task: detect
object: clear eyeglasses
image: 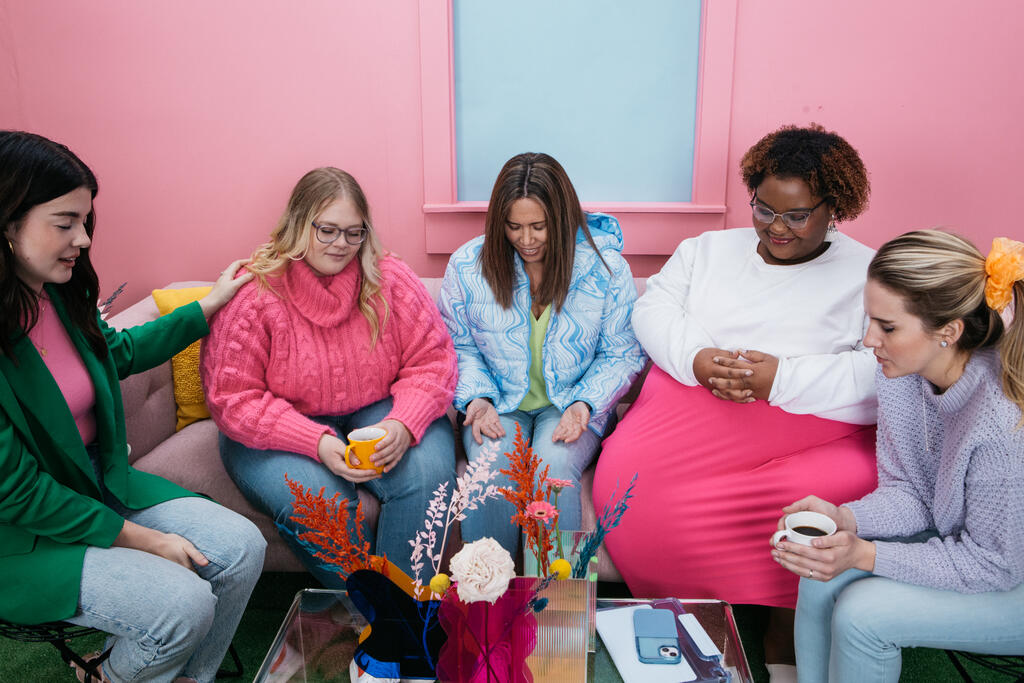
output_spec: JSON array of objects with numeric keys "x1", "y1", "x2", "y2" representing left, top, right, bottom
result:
[
  {"x1": 312, "y1": 221, "x2": 369, "y2": 245},
  {"x1": 749, "y1": 195, "x2": 828, "y2": 230}
]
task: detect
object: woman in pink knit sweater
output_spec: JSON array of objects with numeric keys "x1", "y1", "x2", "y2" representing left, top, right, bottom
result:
[{"x1": 200, "y1": 167, "x2": 457, "y2": 585}]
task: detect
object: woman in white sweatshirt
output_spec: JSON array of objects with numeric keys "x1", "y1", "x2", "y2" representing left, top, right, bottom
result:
[{"x1": 594, "y1": 124, "x2": 879, "y2": 678}]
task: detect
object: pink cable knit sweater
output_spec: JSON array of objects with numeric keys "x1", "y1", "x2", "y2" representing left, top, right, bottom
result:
[{"x1": 200, "y1": 256, "x2": 457, "y2": 460}]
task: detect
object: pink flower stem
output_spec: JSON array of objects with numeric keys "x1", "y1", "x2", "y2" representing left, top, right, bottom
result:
[
  {"x1": 435, "y1": 504, "x2": 455, "y2": 574},
  {"x1": 553, "y1": 490, "x2": 565, "y2": 560}
]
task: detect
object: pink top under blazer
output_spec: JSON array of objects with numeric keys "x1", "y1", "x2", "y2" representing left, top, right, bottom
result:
[{"x1": 200, "y1": 256, "x2": 457, "y2": 461}]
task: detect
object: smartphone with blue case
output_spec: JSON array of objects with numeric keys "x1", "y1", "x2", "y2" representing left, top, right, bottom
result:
[{"x1": 633, "y1": 608, "x2": 682, "y2": 664}]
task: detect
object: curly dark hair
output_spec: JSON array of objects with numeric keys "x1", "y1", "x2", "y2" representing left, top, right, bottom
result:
[{"x1": 740, "y1": 123, "x2": 869, "y2": 223}]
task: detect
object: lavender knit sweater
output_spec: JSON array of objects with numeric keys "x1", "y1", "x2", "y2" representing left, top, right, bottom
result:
[{"x1": 845, "y1": 348, "x2": 1024, "y2": 593}]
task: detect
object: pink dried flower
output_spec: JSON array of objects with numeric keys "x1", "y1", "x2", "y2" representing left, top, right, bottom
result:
[
  {"x1": 546, "y1": 478, "x2": 573, "y2": 490},
  {"x1": 526, "y1": 500, "x2": 558, "y2": 524}
]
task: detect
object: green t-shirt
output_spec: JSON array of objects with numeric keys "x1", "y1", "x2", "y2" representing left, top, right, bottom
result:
[{"x1": 518, "y1": 304, "x2": 552, "y2": 411}]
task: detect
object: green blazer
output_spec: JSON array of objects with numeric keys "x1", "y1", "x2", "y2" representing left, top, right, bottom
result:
[{"x1": 0, "y1": 287, "x2": 209, "y2": 624}]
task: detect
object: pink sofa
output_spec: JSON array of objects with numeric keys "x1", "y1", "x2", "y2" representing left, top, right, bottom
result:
[{"x1": 111, "y1": 280, "x2": 629, "y2": 580}]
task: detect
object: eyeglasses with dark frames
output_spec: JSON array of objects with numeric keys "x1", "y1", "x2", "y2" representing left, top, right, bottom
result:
[
  {"x1": 749, "y1": 193, "x2": 829, "y2": 230},
  {"x1": 311, "y1": 221, "x2": 368, "y2": 245}
]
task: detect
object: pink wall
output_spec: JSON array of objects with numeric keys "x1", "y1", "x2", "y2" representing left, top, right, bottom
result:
[
  {"x1": 723, "y1": 1, "x2": 1024, "y2": 258},
  {"x1": 2, "y1": 1, "x2": 1021, "y2": 310}
]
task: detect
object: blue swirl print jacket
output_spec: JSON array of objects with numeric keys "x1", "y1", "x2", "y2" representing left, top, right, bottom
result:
[{"x1": 438, "y1": 213, "x2": 647, "y2": 435}]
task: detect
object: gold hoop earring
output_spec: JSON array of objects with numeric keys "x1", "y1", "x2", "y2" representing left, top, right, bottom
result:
[{"x1": 6, "y1": 239, "x2": 13, "y2": 253}]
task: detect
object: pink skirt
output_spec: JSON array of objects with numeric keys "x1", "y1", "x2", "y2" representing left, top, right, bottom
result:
[{"x1": 593, "y1": 366, "x2": 877, "y2": 609}]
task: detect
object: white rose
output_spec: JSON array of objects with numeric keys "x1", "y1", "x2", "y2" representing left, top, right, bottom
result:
[{"x1": 449, "y1": 537, "x2": 515, "y2": 604}]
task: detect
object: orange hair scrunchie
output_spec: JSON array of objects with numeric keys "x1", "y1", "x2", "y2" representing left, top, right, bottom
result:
[{"x1": 984, "y1": 237, "x2": 1024, "y2": 313}]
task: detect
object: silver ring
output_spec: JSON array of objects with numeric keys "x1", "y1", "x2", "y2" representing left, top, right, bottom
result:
[{"x1": 808, "y1": 569, "x2": 814, "y2": 579}]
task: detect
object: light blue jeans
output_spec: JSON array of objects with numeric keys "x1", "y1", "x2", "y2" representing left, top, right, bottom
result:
[
  {"x1": 459, "y1": 404, "x2": 601, "y2": 555},
  {"x1": 795, "y1": 568, "x2": 1024, "y2": 682},
  {"x1": 66, "y1": 496, "x2": 266, "y2": 683},
  {"x1": 221, "y1": 397, "x2": 456, "y2": 586}
]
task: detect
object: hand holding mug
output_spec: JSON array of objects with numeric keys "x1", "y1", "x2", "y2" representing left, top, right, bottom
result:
[
  {"x1": 366, "y1": 419, "x2": 412, "y2": 473},
  {"x1": 318, "y1": 433, "x2": 380, "y2": 483},
  {"x1": 771, "y1": 509, "x2": 876, "y2": 580},
  {"x1": 771, "y1": 511, "x2": 838, "y2": 547},
  {"x1": 781, "y1": 495, "x2": 858, "y2": 534}
]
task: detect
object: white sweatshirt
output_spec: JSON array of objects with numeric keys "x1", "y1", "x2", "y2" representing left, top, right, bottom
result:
[{"x1": 632, "y1": 228, "x2": 877, "y2": 425}]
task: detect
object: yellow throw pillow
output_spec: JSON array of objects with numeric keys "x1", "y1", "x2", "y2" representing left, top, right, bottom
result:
[{"x1": 151, "y1": 287, "x2": 212, "y2": 431}]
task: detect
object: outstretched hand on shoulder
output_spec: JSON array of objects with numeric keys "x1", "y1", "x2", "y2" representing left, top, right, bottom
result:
[{"x1": 198, "y1": 259, "x2": 254, "y2": 319}]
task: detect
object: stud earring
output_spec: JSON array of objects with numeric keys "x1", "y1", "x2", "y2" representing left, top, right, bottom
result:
[{"x1": 940, "y1": 340, "x2": 949, "y2": 348}]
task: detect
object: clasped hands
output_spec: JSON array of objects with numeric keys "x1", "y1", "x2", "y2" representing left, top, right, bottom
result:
[
  {"x1": 770, "y1": 495, "x2": 876, "y2": 582},
  {"x1": 693, "y1": 347, "x2": 779, "y2": 403},
  {"x1": 317, "y1": 418, "x2": 412, "y2": 482},
  {"x1": 464, "y1": 397, "x2": 590, "y2": 445}
]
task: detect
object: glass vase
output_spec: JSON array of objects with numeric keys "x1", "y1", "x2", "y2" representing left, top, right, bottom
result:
[
  {"x1": 522, "y1": 529, "x2": 598, "y2": 653},
  {"x1": 436, "y1": 577, "x2": 539, "y2": 683}
]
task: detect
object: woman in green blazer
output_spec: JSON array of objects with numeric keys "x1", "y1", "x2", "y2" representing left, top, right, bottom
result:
[{"x1": 0, "y1": 131, "x2": 265, "y2": 683}]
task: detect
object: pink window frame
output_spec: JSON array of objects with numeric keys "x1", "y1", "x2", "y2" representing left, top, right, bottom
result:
[{"x1": 418, "y1": 0, "x2": 738, "y2": 255}]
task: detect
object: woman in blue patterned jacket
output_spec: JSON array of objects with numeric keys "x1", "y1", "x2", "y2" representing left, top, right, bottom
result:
[{"x1": 438, "y1": 152, "x2": 646, "y2": 555}]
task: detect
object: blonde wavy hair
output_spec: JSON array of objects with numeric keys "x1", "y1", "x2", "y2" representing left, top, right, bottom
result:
[
  {"x1": 868, "y1": 229, "x2": 1024, "y2": 421},
  {"x1": 247, "y1": 167, "x2": 389, "y2": 344}
]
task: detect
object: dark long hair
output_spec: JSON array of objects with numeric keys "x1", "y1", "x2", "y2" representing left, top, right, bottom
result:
[
  {"x1": 0, "y1": 131, "x2": 103, "y2": 358},
  {"x1": 480, "y1": 152, "x2": 607, "y2": 311}
]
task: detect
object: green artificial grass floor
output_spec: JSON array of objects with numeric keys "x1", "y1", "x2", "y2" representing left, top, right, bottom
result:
[{"x1": 0, "y1": 572, "x2": 1009, "y2": 682}]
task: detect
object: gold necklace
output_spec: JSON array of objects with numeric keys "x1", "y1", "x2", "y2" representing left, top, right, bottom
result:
[{"x1": 33, "y1": 298, "x2": 48, "y2": 357}]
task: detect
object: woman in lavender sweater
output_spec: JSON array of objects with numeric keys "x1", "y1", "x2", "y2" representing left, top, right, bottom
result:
[{"x1": 771, "y1": 230, "x2": 1024, "y2": 682}]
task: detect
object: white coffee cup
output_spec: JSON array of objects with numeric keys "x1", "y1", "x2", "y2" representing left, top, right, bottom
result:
[{"x1": 771, "y1": 511, "x2": 837, "y2": 547}]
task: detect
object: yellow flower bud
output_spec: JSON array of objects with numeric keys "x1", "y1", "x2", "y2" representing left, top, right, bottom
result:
[
  {"x1": 429, "y1": 573, "x2": 451, "y2": 594},
  {"x1": 550, "y1": 558, "x2": 571, "y2": 581}
]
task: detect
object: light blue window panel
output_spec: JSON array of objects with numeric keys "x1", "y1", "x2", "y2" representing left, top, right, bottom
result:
[{"x1": 454, "y1": 0, "x2": 702, "y2": 203}]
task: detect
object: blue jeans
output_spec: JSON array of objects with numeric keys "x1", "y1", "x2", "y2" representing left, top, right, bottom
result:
[
  {"x1": 795, "y1": 568, "x2": 1024, "y2": 682},
  {"x1": 66, "y1": 497, "x2": 266, "y2": 683},
  {"x1": 220, "y1": 398, "x2": 455, "y2": 586},
  {"x1": 459, "y1": 404, "x2": 601, "y2": 555}
]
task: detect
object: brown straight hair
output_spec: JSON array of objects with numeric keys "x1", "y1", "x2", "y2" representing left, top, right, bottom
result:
[{"x1": 480, "y1": 152, "x2": 607, "y2": 311}]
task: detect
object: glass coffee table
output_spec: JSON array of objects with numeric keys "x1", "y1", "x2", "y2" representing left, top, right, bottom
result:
[{"x1": 256, "y1": 589, "x2": 752, "y2": 682}]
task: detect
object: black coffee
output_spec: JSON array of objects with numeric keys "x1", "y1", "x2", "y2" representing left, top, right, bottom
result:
[{"x1": 793, "y1": 526, "x2": 828, "y2": 536}]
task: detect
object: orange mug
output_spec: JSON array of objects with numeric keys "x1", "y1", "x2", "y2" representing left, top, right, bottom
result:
[{"x1": 345, "y1": 427, "x2": 387, "y2": 472}]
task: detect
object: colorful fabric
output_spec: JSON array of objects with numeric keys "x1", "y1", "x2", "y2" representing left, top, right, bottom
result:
[
  {"x1": 594, "y1": 365, "x2": 877, "y2": 608},
  {"x1": 0, "y1": 290, "x2": 206, "y2": 623},
  {"x1": 438, "y1": 213, "x2": 646, "y2": 435},
  {"x1": 845, "y1": 348, "x2": 1024, "y2": 593},
  {"x1": 984, "y1": 237, "x2": 1024, "y2": 313},
  {"x1": 632, "y1": 228, "x2": 878, "y2": 424},
  {"x1": 151, "y1": 286, "x2": 213, "y2": 430},
  {"x1": 28, "y1": 296, "x2": 96, "y2": 443},
  {"x1": 201, "y1": 256, "x2": 457, "y2": 459},
  {"x1": 518, "y1": 304, "x2": 551, "y2": 412}
]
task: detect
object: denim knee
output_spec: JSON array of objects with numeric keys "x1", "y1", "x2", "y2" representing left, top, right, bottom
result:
[
  {"x1": 224, "y1": 516, "x2": 267, "y2": 583},
  {"x1": 145, "y1": 576, "x2": 217, "y2": 656},
  {"x1": 796, "y1": 574, "x2": 838, "y2": 616},
  {"x1": 831, "y1": 582, "x2": 888, "y2": 655}
]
